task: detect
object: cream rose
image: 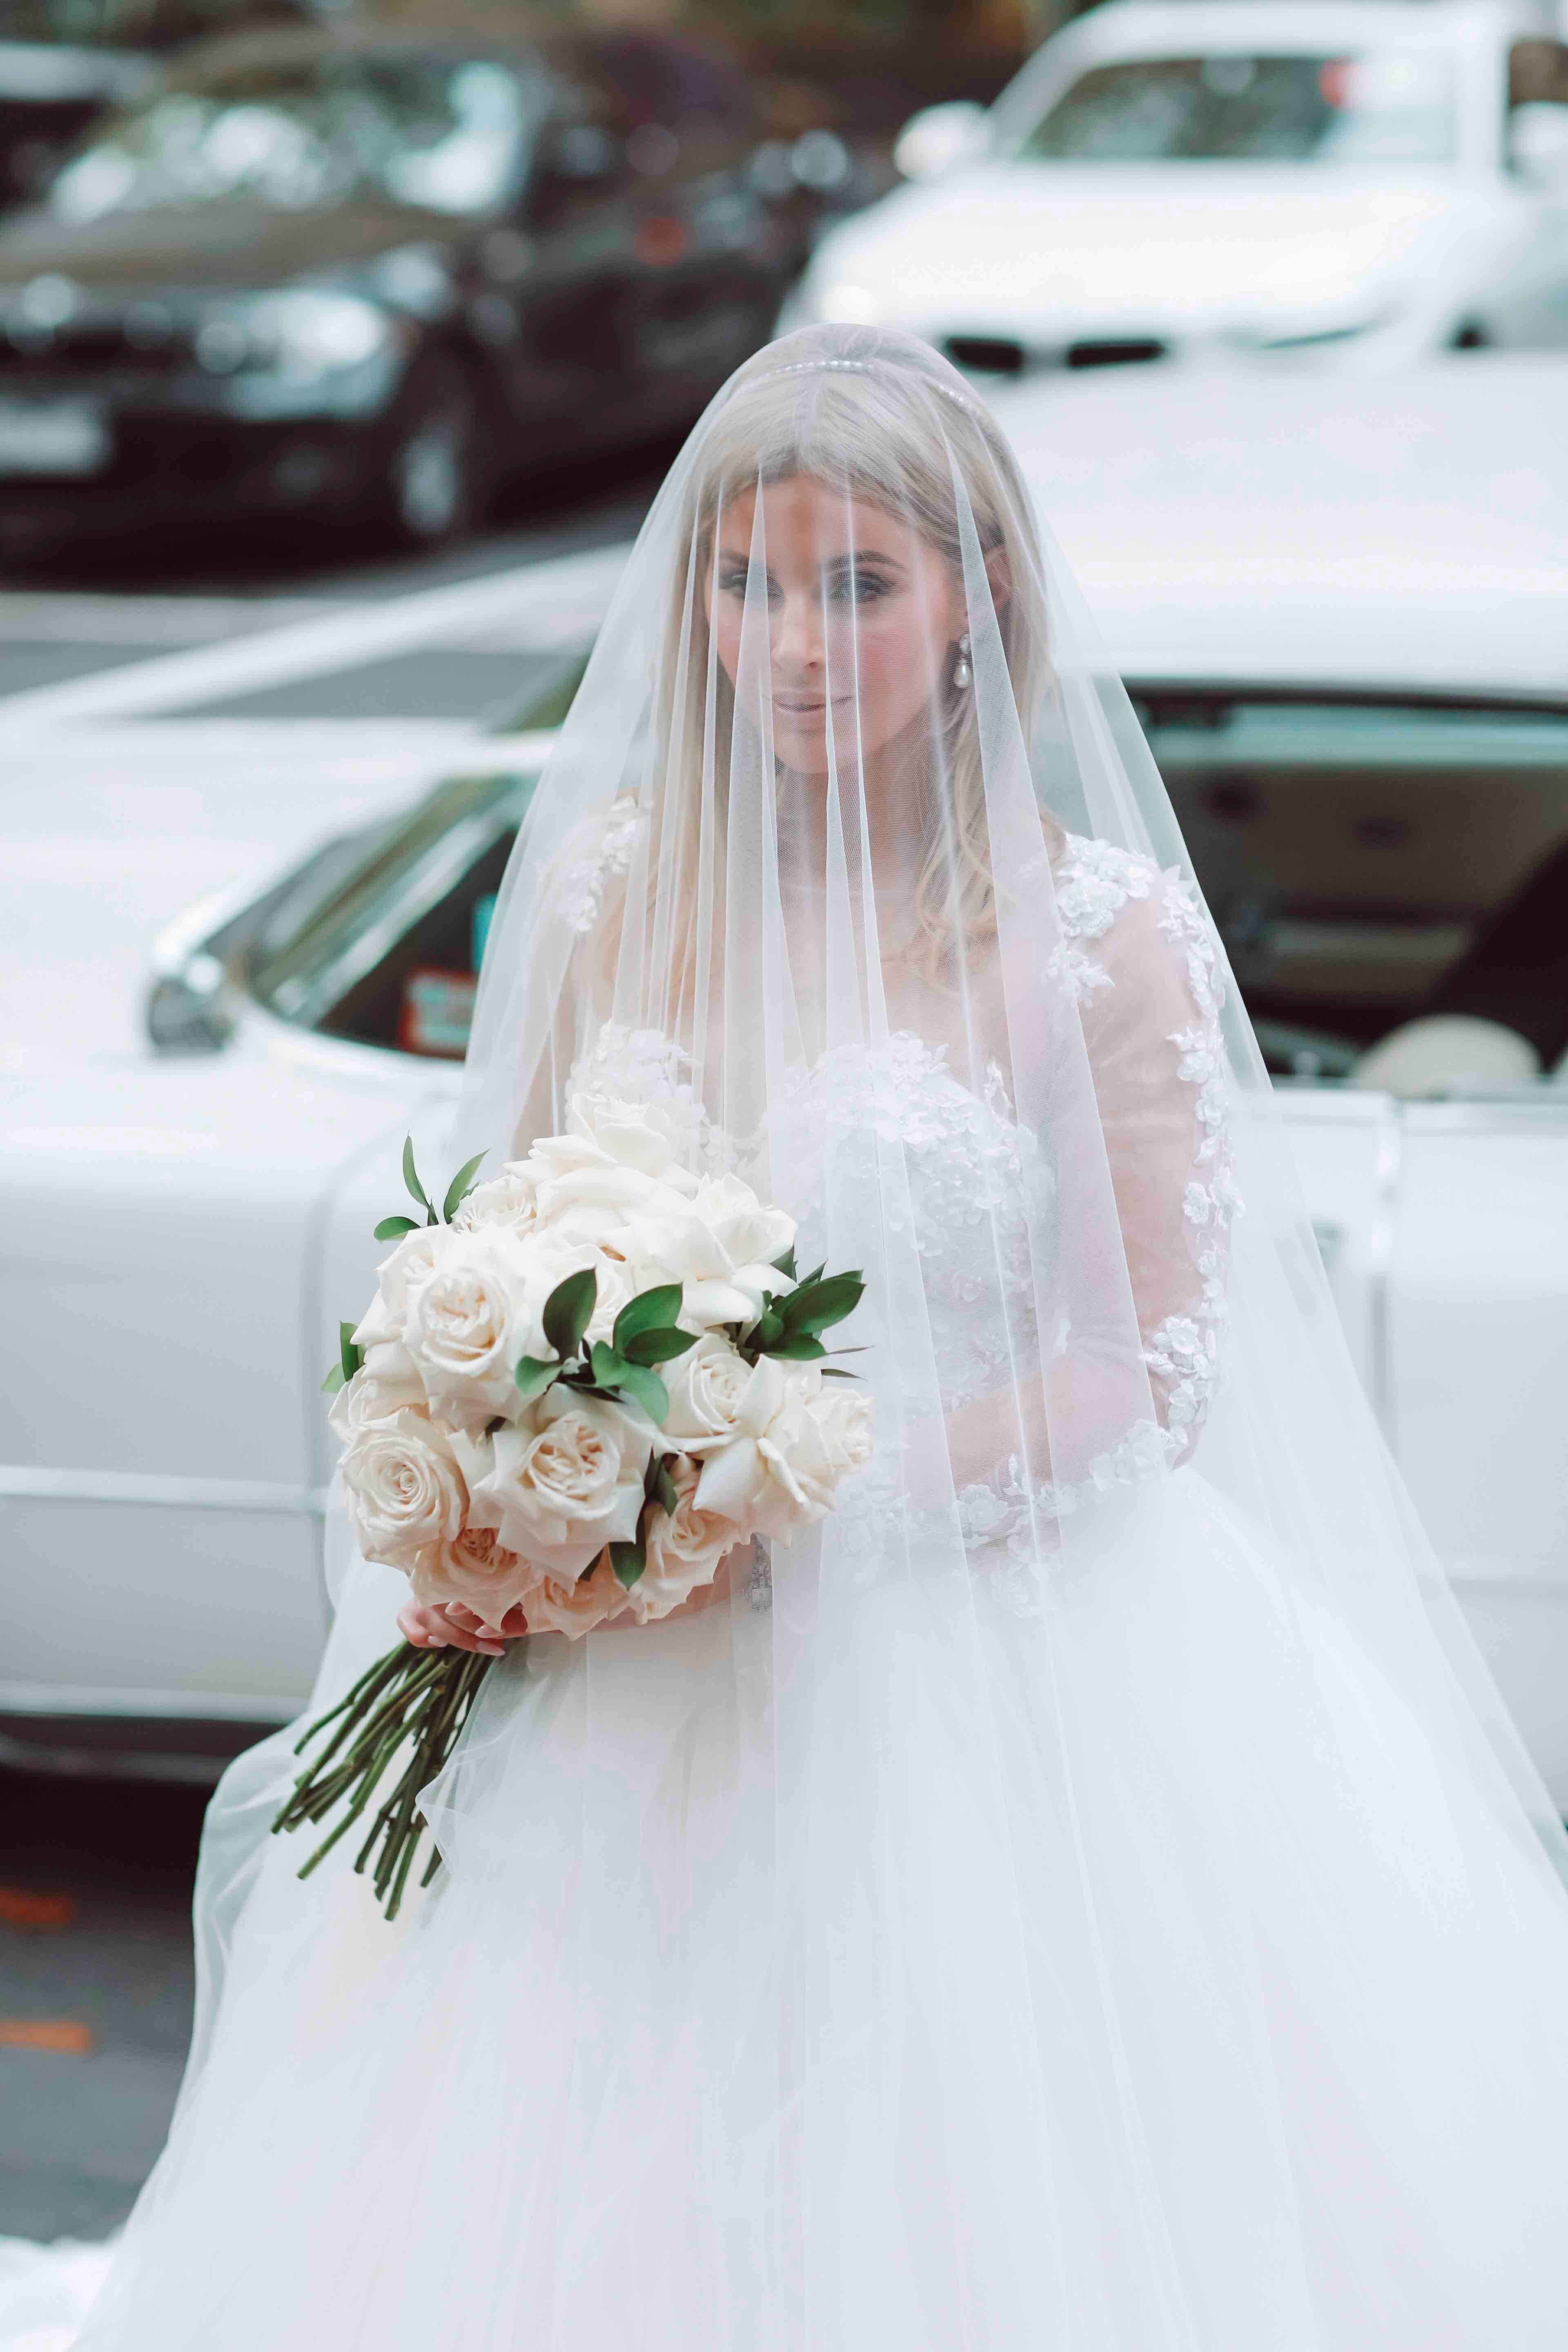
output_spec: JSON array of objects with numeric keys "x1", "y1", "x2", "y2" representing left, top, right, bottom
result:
[
  {"x1": 400, "y1": 1229, "x2": 534, "y2": 1425},
  {"x1": 451, "y1": 1166, "x2": 539, "y2": 1238},
  {"x1": 751, "y1": 1377, "x2": 875, "y2": 1535},
  {"x1": 516, "y1": 1550, "x2": 630, "y2": 1639},
  {"x1": 628, "y1": 1460, "x2": 735, "y2": 1625},
  {"x1": 466, "y1": 1388, "x2": 651, "y2": 1580},
  {"x1": 352, "y1": 1225, "x2": 448, "y2": 1354},
  {"x1": 328, "y1": 1364, "x2": 425, "y2": 1446},
  {"x1": 410, "y1": 1516, "x2": 533, "y2": 1619},
  {"x1": 662, "y1": 1337, "x2": 785, "y2": 1457},
  {"x1": 688, "y1": 1174, "x2": 796, "y2": 1281},
  {"x1": 342, "y1": 1409, "x2": 466, "y2": 1574},
  {"x1": 623, "y1": 1209, "x2": 787, "y2": 1332}
]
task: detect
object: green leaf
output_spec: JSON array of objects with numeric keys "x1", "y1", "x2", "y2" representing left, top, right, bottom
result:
[
  {"x1": 514, "y1": 1355, "x2": 561, "y2": 1405},
  {"x1": 818, "y1": 1365, "x2": 861, "y2": 1379},
  {"x1": 590, "y1": 1344, "x2": 669, "y2": 1424},
  {"x1": 401, "y1": 1135, "x2": 432, "y2": 1220},
  {"x1": 653, "y1": 1458, "x2": 681, "y2": 1517},
  {"x1": 762, "y1": 1334, "x2": 827, "y2": 1361},
  {"x1": 780, "y1": 1272, "x2": 865, "y2": 1337},
  {"x1": 441, "y1": 1150, "x2": 488, "y2": 1223},
  {"x1": 748, "y1": 1308, "x2": 786, "y2": 1350},
  {"x1": 374, "y1": 1214, "x2": 419, "y2": 1243},
  {"x1": 609, "y1": 1539, "x2": 646, "y2": 1590},
  {"x1": 622, "y1": 1325, "x2": 697, "y2": 1367},
  {"x1": 322, "y1": 1362, "x2": 347, "y2": 1394},
  {"x1": 543, "y1": 1267, "x2": 597, "y2": 1359},
  {"x1": 339, "y1": 1321, "x2": 363, "y2": 1384},
  {"x1": 611, "y1": 1283, "x2": 683, "y2": 1351},
  {"x1": 771, "y1": 1245, "x2": 798, "y2": 1281}
]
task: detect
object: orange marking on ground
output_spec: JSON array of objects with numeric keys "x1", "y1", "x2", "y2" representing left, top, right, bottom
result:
[
  {"x1": 0, "y1": 1886, "x2": 76, "y2": 1929},
  {"x1": 0, "y1": 2020, "x2": 94, "y2": 2053}
]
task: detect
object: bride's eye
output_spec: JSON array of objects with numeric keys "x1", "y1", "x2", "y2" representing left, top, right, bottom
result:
[
  {"x1": 829, "y1": 568, "x2": 895, "y2": 605},
  {"x1": 718, "y1": 563, "x2": 777, "y2": 603}
]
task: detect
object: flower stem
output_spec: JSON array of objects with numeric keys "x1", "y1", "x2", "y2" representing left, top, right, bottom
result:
[{"x1": 272, "y1": 1640, "x2": 503, "y2": 1921}]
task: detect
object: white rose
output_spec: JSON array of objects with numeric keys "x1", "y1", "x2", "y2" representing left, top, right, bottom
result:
[
  {"x1": 351, "y1": 1224, "x2": 449, "y2": 1356},
  {"x1": 342, "y1": 1409, "x2": 466, "y2": 1574},
  {"x1": 516, "y1": 1550, "x2": 631, "y2": 1640},
  {"x1": 694, "y1": 1369, "x2": 871, "y2": 1538},
  {"x1": 629, "y1": 1459, "x2": 735, "y2": 1625},
  {"x1": 623, "y1": 1207, "x2": 784, "y2": 1330},
  {"x1": 451, "y1": 1166, "x2": 539, "y2": 1238},
  {"x1": 401, "y1": 1229, "x2": 534, "y2": 1425},
  {"x1": 409, "y1": 1516, "x2": 533, "y2": 1620},
  {"x1": 515, "y1": 1096, "x2": 697, "y2": 1235},
  {"x1": 662, "y1": 1336, "x2": 784, "y2": 1457},
  {"x1": 688, "y1": 1174, "x2": 796, "y2": 1281},
  {"x1": 328, "y1": 1364, "x2": 425, "y2": 1446},
  {"x1": 467, "y1": 1388, "x2": 651, "y2": 1581}
]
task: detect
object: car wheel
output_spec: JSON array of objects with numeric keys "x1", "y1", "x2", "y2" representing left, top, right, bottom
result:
[{"x1": 385, "y1": 358, "x2": 487, "y2": 546}]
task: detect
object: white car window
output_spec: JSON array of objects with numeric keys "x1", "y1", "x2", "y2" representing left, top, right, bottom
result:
[{"x1": 1015, "y1": 51, "x2": 1457, "y2": 166}]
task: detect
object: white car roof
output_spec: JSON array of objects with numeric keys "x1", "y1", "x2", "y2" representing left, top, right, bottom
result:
[{"x1": 993, "y1": 353, "x2": 1568, "y2": 699}]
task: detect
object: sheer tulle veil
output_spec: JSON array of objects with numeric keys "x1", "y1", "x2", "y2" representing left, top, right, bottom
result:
[{"x1": 70, "y1": 324, "x2": 1568, "y2": 2352}]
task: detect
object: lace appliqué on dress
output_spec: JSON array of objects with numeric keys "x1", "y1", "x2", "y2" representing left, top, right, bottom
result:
[
  {"x1": 559, "y1": 793, "x2": 645, "y2": 938},
  {"x1": 1049, "y1": 833, "x2": 1241, "y2": 1452}
]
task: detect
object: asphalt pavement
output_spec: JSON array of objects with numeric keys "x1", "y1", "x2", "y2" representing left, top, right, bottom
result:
[{"x1": 0, "y1": 459, "x2": 665, "y2": 2249}]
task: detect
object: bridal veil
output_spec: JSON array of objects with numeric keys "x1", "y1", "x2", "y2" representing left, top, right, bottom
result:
[{"x1": 72, "y1": 324, "x2": 1568, "y2": 2352}]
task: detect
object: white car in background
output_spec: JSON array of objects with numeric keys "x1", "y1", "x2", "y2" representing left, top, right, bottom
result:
[
  {"x1": 3, "y1": 356, "x2": 1568, "y2": 1804},
  {"x1": 786, "y1": 1, "x2": 1568, "y2": 376}
]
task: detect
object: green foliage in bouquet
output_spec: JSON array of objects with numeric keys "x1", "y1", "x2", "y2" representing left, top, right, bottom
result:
[{"x1": 739, "y1": 1246, "x2": 867, "y2": 1375}]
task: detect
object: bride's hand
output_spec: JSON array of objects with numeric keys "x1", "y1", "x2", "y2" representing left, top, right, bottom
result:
[{"x1": 396, "y1": 1599, "x2": 527, "y2": 1657}]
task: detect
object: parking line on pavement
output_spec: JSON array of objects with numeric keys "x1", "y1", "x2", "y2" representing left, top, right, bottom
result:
[
  {"x1": 0, "y1": 2020, "x2": 93, "y2": 2053},
  {"x1": 0, "y1": 1889, "x2": 75, "y2": 1930}
]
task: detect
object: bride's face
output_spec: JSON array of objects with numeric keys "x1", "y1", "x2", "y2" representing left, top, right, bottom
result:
[{"x1": 704, "y1": 475, "x2": 967, "y2": 778}]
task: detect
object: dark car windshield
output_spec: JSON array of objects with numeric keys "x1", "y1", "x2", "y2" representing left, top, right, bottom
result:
[
  {"x1": 1015, "y1": 50, "x2": 1457, "y2": 165},
  {"x1": 48, "y1": 53, "x2": 533, "y2": 222}
]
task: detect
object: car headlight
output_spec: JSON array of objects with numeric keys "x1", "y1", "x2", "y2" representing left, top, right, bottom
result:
[{"x1": 194, "y1": 291, "x2": 394, "y2": 382}]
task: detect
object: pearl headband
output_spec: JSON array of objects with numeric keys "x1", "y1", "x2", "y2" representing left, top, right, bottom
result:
[{"x1": 744, "y1": 353, "x2": 984, "y2": 420}]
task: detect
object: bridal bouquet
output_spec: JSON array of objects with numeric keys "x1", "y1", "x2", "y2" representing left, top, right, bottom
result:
[{"x1": 273, "y1": 1098, "x2": 871, "y2": 1918}]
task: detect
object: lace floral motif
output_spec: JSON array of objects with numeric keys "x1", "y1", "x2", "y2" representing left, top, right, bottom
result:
[
  {"x1": 559, "y1": 793, "x2": 646, "y2": 938},
  {"x1": 767, "y1": 1032, "x2": 1056, "y2": 1419},
  {"x1": 1050, "y1": 834, "x2": 1241, "y2": 1455}
]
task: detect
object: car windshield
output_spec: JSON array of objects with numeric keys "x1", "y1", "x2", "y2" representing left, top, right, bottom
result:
[
  {"x1": 48, "y1": 53, "x2": 532, "y2": 222},
  {"x1": 1015, "y1": 50, "x2": 1457, "y2": 165}
]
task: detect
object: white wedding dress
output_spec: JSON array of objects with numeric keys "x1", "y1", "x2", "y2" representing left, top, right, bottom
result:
[{"x1": 12, "y1": 837, "x2": 1568, "y2": 2352}]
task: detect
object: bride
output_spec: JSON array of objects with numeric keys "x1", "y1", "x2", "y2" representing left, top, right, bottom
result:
[{"x1": 38, "y1": 325, "x2": 1568, "y2": 2350}]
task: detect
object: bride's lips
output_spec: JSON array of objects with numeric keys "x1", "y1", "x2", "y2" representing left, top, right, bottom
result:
[{"x1": 772, "y1": 692, "x2": 850, "y2": 715}]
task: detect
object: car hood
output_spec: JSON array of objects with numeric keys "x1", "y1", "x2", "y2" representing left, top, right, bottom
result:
[
  {"x1": 812, "y1": 164, "x2": 1492, "y2": 338},
  {"x1": 0, "y1": 196, "x2": 463, "y2": 296}
]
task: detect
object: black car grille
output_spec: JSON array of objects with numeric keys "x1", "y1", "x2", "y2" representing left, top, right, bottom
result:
[{"x1": 945, "y1": 333, "x2": 1167, "y2": 377}]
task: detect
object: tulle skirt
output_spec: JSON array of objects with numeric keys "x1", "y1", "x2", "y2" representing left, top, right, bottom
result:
[{"x1": 64, "y1": 1471, "x2": 1568, "y2": 2352}]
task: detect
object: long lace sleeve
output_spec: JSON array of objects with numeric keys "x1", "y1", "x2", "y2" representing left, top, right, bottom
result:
[{"x1": 1056, "y1": 839, "x2": 1239, "y2": 1462}]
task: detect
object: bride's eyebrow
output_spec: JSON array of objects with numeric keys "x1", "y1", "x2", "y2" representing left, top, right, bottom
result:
[{"x1": 822, "y1": 548, "x2": 904, "y2": 573}]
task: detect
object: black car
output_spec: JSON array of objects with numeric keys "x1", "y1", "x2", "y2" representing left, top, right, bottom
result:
[{"x1": 0, "y1": 21, "x2": 807, "y2": 554}]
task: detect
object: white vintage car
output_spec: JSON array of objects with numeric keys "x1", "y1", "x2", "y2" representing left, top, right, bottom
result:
[
  {"x1": 3, "y1": 356, "x2": 1567, "y2": 1804},
  {"x1": 785, "y1": 0, "x2": 1568, "y2": 376}
]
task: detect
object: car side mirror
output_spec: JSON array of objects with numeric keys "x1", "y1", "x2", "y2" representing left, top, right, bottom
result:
[
  {"x1": 1510, "y1": 101, "x2": 1568, "y2": 189},
  {"x1": 892, "y1": 100, "x2": 988, "y2": 183}
]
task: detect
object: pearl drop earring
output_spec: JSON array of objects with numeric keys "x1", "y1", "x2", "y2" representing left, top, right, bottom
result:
[{"x1": 952, "y1": 632, "x2": 972, "y2": 690}]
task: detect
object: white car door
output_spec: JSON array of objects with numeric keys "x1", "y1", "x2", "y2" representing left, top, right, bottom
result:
[
  {"x1": 0, "y1": 1041, "x2": 420, "y2": 1748},
  {"x1": 1388, "y1": 1090, "x2": 1568, "y2": 1797}
]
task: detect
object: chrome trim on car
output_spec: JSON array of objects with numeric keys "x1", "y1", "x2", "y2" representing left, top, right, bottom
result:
[{"x1": 0, "y1": 1466, "x2": 328, "y2": 1515}]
